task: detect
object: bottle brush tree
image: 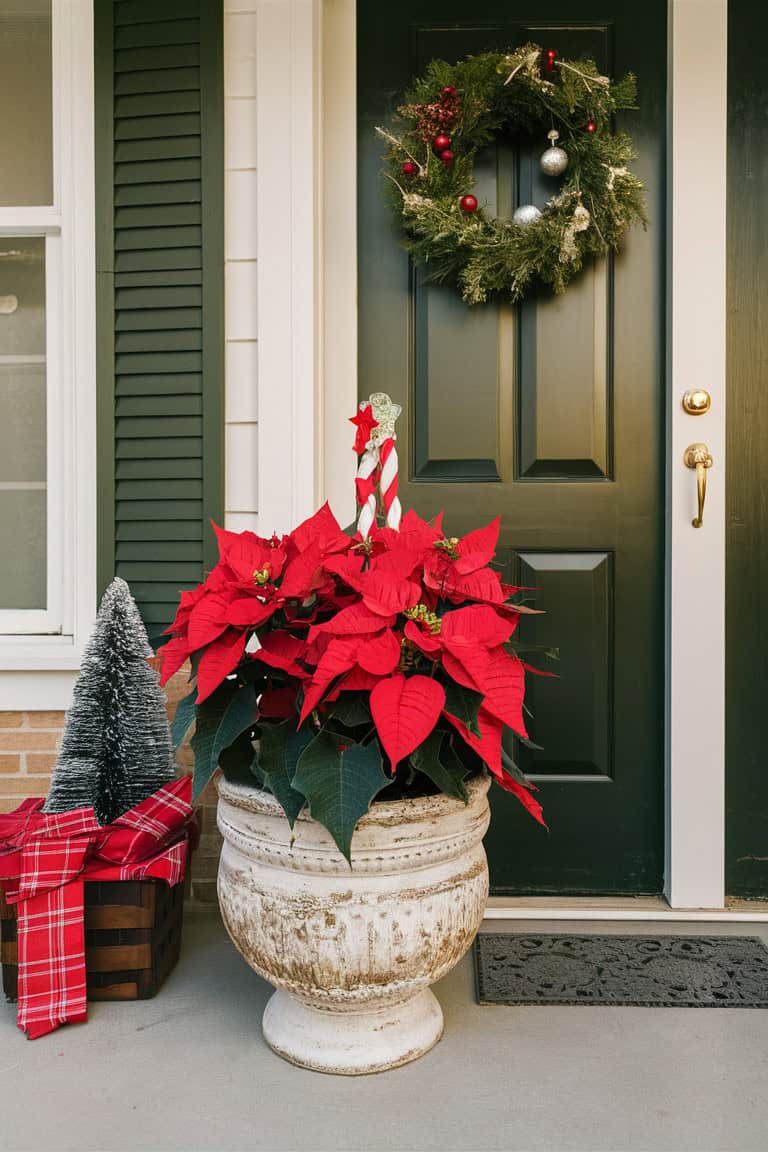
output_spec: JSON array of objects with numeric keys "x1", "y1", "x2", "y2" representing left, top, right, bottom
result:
[{"x1": 45, "y1": 577, "x2": 176, "y2": 825}]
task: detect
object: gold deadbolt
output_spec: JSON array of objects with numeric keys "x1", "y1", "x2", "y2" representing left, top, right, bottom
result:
[
  {"x1": 682, "y1": 389, "x2": 711, "y2": 416},
  {"x1": 683, "y1": 443, "x2": 713, "y2": 528}
]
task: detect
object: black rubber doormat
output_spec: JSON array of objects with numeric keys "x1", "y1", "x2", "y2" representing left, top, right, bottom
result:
[{"x1": 474, "y1": 934, "x2": 768, "y2": 1007}]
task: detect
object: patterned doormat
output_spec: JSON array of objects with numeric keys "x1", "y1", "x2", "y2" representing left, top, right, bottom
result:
[{"x1": 474, "y1": 934, "x2": 768, "y2": 1007}]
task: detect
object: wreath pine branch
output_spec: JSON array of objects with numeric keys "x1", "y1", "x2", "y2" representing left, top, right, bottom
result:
[{"x1": 377, "y1": 45, "x2": 647, "y2": 305}]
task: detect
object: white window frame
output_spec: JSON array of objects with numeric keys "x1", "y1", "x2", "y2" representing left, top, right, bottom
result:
[{"x1": 0, "y1": 0, "x2": 96, "y2": 674}]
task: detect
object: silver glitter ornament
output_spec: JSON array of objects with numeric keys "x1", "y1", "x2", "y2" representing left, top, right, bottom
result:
[
  {"x1": 513, "y1": 204, "x2": 542, "y2": 226},
  {"x1": 540, "y1": 130, "x2": 569, "y2": 177}
]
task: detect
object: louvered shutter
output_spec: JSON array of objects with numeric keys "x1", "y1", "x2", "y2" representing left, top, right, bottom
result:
[{"x1": 97, "y1": 0, "x2": 224, "y2": 636}]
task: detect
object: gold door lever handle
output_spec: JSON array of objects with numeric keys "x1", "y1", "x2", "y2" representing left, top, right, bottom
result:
[{"x1": 683, "y1": 443, "x2": 713, "y2": 528}]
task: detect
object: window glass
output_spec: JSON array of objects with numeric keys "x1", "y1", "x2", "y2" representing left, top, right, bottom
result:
[
  {"x1": 0, "y1": 1, "x2": 52, "y2": 206},
  {"x1": 0, "y1": 237, "x2": 46, "y2": 609}
]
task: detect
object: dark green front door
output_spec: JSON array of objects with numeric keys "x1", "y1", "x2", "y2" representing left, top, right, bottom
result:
[
  {"x1": 726, "y1": 0, "x2": 768, "y2": 899},
  {"x1": 358, "y1": 1, "x2": 666, "y2": 894}
]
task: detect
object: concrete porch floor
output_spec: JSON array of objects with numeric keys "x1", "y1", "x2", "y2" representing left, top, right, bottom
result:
[{"x1": 2, "y1": 908, "x2": 767, "y2": 1152}]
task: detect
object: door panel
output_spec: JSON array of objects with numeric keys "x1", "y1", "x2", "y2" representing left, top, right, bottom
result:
[
  {"x1": 515, "y1": 551, "x2": 613, "y2": 780},
  {"x1": 358, "y1": 1, "x2": 666, "y2": 893}
]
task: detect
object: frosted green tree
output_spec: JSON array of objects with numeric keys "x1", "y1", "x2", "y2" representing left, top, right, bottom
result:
[{"x1": 45, "y1": 578, "x2": 175, "y2": 824}]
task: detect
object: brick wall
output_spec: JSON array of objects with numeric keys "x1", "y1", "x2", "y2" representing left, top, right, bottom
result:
[
  {"x1": 0, "y1": 711, "x2": 65, "y2": 808},
  {"x1": 0, "y1": 663, "x2": 222, "y2": 903}
]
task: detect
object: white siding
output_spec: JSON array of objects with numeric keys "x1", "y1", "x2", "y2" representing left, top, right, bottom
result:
[
  {"x1": 223, "y1": 0, "x2": 320, "y2": 539},
  {"x1": 224, "y1": 0, "x2": 259, "y2": 529}
]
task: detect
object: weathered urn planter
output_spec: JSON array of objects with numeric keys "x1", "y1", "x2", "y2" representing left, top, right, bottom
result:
[{"x1": 217, "y1": 773, "x2": 490, "y2": 1075}]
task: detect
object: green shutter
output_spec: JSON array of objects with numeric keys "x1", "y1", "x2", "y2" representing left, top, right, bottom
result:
[{"x1": 96, "y1": 0, "x2": 224, "y2": 637}]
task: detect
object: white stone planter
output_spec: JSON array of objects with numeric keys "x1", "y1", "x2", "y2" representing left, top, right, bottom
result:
[{"x1": 216, "y1": 773, "x2": 491, "y2": 1075}]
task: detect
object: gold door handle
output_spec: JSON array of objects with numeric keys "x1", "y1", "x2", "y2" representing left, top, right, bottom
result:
[{"x1": 683, "y1": 443, "x2": 713, "y2": 528}]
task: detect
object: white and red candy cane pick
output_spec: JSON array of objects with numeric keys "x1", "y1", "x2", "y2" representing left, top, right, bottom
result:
[
  {"x1": 349, "y1": 393, "x2": 403, "y2": 538},
  {"x1": 378, "y1": 434, "x2": 402, "y2": 531},
  {"x1": 355, "y1": 442, "x2": 379, "y2": 540}
]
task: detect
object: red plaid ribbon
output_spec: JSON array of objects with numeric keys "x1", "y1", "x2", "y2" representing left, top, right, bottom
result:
[{"x1": 0, "y1": 776, "x2": 193, "y2": 1039}]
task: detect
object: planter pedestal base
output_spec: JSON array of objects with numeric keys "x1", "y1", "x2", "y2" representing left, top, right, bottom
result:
[
  {"x1": 262, "y1": 988, "x2": 444, "y2": 1076},
  {"x1": 217, "y1": 774, "x2": 490, "y2": 1075}
]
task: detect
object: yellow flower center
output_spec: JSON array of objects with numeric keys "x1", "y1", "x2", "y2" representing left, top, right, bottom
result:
[
  {"x1": 433, "y1": 536, "x2": 460, "y2": 559},
  {"x1": 252, "y1": 566, "x2": 271, "y2": 585},
  {"x1": 404, "y1": 604, "x2": 442, "y2": 634}
]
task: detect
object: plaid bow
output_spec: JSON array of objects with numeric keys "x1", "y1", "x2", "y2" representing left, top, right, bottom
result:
[{"x1": 0, "y1": 776, "x2": 193, "y2": 1039}]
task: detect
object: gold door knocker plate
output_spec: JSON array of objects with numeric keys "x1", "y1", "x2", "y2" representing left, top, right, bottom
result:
[{"x1": 683, "y1": 443, "x2": 713, "y2": 528}]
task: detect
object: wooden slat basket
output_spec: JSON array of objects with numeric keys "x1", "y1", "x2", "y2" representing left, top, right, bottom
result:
[{"x1": 1, "y1": 879, "x2": 184, "y2": 1002}]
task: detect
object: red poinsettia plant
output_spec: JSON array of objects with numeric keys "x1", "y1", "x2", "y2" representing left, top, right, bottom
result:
[{"x1": 162, "y1": 503, "x2": 550, "y2": 860}]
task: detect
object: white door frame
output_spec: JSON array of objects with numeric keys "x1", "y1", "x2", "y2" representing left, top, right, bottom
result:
[
  {"x1": 251, "y1": 0, "x2": 728, "y2": 911},
  {"x1": 665, "y1": 0, "x2": 727, "y2": 910}
]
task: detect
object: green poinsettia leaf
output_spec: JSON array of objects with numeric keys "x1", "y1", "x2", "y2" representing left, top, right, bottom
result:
[
  {"x1": 411, "y1": 730, "x2": 468, "y2": 802},
  {"x1": 190, "y1": 684, "x2": 232, "y2": 802},
  {"x1": 249, "y1": 754, "x2": 265, "y2": 786},
  {"x1": 171, "y1": 687, "x2": 197, "y2": 750},
  {"x1": 330, "y1": 693, "x2": 372, "y2": 728},
  {"x1": 258, "y1": 718, "x2": 313, "y2": 827},
  {"x1": 220, "y1": 730, "x2": 260, "y2": 787},
  {"x1": 443, "y1": 680, "x2": 483, "y2": 737},
  {"x1": 293, "y1": 732, "x2": 389, "y2": 863},
  {"x1": 211, "y1": 684, "x2": 258, "y2": 775}
]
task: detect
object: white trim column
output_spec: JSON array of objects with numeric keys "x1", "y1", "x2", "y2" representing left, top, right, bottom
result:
[
  {"x1": 229, "y1": 0, "x2": 356, "y2": 536},
  {"x1": 319, "y1": 0, "x2": 357, "y2": 528},
  {"x1": 666, "y1": 0, "x2": 727, "y2": 908},
  {"x1": 254, "y1": 0, "x2": 319, "y2": 536}
]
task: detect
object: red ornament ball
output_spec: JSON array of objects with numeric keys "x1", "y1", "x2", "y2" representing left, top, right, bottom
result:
[
  {"x1": 442, "y1": 84, "x2": 457, "y2": 96},
  {"x1": 460, "y1": 194, "x2": 478, "y2": 213},
  {"x1": 440, "y1": 149, "x2": 455, "y2": 167},
  {"x1": 433, "y1": 133, "x2": 452, "y2": 154},
  {"x1": 586, "y1": 120, "x2": 597, "y2": 133},
  {"x1": 542, "y1": 47, "x2": 558, "y2": 75},
  {"x1": 401, "y1": 161, "x2": 418, "y2": 176}
]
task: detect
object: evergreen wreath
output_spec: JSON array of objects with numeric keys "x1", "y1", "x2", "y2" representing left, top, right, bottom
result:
[{"x1": 377, "y1": 44, "x2": 646, "y2": 305}]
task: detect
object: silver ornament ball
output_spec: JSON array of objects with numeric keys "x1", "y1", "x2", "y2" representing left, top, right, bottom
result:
[
  {"x1": 513, "y1": 204, "x2": 542, "y2": 226},
  {"x1": 540, "y1": 145, "x2": 569, "y2": 177}
]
